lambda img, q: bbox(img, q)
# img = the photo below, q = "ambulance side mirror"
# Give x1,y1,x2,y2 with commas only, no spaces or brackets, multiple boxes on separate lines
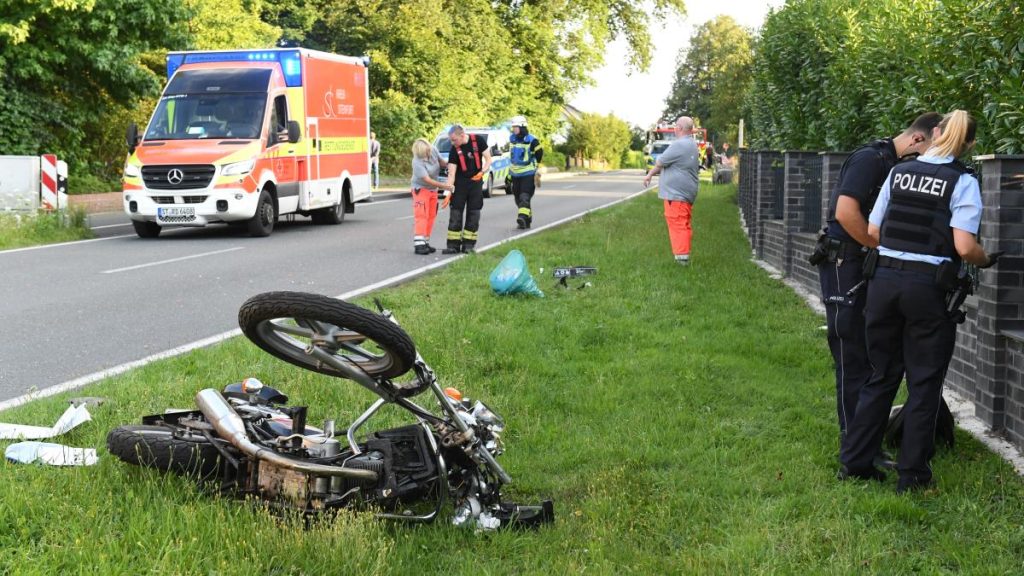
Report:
126,123,140,154
287,121,301,144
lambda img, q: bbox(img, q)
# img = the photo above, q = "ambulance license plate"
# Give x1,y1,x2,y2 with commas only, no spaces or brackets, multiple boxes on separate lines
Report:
157,207,195,219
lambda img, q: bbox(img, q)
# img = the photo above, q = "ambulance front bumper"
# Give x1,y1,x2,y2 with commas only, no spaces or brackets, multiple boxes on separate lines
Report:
124,188,260,227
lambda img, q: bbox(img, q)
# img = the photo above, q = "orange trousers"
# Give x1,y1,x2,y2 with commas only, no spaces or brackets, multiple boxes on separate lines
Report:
412,188,439,245
663,199,693,256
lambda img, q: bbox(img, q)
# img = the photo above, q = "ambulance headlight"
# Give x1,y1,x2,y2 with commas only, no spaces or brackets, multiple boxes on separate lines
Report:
123,164,141,178
222,160,255,176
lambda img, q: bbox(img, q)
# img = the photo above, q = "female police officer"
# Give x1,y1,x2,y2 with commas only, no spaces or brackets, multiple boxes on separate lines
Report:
839,110,1002,493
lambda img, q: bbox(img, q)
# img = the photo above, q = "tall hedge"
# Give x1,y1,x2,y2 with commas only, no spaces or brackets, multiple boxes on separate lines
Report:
748,0,1024,154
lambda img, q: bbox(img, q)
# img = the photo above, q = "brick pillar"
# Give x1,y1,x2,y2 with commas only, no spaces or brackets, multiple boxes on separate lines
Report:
755,151,782,259
970,155,1024,429
783,152,819,274
819,152,850,232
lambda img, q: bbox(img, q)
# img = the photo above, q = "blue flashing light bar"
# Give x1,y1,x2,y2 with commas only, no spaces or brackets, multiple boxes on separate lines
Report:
165,50,303,87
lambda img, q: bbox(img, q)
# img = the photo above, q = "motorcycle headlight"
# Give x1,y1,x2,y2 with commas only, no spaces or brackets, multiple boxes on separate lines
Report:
222,159,255,176
471,401,504,433
123,163,141,178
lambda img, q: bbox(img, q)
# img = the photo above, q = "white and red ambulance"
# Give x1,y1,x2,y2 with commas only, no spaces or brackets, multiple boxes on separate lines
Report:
123,48,372,238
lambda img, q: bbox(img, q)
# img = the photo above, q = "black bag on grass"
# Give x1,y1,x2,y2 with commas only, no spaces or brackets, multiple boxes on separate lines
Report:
884,396,955,450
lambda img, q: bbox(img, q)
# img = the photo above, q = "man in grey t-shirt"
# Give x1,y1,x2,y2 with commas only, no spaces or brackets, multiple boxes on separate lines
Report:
643,116,700,265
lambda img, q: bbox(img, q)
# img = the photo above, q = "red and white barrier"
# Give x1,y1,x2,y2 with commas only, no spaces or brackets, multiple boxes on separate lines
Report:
40,154,59,210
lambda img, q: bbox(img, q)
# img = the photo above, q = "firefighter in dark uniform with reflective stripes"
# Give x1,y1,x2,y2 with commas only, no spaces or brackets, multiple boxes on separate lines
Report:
839,110,1003,493
815,113,941,448
443,124,491,254
508,115,543,229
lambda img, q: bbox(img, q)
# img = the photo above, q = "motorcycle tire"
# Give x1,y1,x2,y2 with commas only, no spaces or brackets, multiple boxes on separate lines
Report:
107,424,224,479
238,291,417,379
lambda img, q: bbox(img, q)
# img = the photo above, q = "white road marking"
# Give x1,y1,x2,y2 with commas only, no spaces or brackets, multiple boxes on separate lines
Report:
395,215,414,221
0,234,136,255
101,246,245,274
89,222,133,230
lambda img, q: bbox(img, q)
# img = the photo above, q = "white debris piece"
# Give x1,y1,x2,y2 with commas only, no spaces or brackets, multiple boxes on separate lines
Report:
0,403,91,440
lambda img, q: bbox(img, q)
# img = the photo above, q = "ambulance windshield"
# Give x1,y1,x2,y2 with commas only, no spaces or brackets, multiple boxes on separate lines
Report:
145,93,268,140
145,69,271,140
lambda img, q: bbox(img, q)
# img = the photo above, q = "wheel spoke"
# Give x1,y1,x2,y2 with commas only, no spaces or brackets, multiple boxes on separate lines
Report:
268,319,314,339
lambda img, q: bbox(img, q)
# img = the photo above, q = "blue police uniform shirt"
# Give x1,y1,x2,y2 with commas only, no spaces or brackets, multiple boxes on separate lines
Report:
869,152,983,265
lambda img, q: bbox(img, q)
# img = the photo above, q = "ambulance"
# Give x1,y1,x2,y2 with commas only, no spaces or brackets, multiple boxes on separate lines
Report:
122,48,372,238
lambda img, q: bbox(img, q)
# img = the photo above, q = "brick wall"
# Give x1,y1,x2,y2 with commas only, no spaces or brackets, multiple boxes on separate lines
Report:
790,233,820,294
762,220,786,272
947,299,980,400
1004,333,1024,446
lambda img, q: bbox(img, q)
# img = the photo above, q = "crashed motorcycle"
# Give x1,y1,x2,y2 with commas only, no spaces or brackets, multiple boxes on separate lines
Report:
107,291,553,530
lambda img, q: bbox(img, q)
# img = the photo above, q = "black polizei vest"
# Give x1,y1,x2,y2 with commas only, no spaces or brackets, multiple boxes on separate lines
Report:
879,159,969,258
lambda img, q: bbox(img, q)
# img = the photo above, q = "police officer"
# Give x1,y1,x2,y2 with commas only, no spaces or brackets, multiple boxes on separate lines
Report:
816,112,942,448
839,110,1003,492
508,115,544,229
443,124,491,254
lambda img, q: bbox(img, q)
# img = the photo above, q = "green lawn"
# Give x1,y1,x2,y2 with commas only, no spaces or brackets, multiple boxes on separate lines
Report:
1,183,1022,574
0,209,92,250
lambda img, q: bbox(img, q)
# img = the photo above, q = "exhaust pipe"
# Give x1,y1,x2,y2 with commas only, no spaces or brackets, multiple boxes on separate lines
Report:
195,389,377,482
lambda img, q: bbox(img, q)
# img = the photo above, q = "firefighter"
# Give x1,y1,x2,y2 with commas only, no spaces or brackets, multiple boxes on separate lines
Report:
815,112,942,449
839,110,1003,492
443,124,491,254
508,115,544,229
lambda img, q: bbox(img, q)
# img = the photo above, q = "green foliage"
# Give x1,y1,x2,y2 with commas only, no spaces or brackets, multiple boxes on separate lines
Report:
369,93,429,177
663,16,754,145
563,112,632,168
0,0,189,183
543,149,567,171
0,208,93,249
620,149,646,169
747,0,1024,153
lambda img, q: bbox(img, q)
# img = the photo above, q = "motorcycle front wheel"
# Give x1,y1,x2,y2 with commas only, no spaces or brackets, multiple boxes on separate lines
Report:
238,291,417,380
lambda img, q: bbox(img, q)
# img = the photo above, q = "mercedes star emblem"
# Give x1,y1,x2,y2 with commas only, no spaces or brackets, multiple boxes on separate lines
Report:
167,169,184,185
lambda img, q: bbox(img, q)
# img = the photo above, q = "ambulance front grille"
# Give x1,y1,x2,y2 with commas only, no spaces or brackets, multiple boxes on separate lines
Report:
152,196,208,204
142,165,216,190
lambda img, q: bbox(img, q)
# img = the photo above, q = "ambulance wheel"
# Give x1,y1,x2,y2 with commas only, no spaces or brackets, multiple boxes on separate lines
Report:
315,198,346,225
248,190,275,237
133,220,161,238
483,173,493,198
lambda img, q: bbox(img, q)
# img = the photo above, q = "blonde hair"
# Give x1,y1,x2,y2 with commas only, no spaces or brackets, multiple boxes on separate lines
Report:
411,138,433,160
930,110,977,158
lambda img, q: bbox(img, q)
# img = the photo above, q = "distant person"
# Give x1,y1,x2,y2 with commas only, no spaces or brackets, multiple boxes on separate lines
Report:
410,138,454,255
705,143,717,171
722,142,731,158
508,115,544,229
370,131,381,189
642,116,700,266
839,110,1002,493
443,124,491,254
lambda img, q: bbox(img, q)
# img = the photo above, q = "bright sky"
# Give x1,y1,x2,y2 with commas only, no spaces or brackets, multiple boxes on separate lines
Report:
570,0,783,128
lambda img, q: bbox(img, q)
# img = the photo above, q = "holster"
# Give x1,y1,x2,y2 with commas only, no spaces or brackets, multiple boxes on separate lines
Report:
862,249,879,279
935,260,960,292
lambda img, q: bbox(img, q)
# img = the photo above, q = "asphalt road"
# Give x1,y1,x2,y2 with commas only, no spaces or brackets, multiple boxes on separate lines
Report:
0,170,647,404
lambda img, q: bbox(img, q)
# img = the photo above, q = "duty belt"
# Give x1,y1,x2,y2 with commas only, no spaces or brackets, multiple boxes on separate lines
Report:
877,255,940,274
827,237,867,259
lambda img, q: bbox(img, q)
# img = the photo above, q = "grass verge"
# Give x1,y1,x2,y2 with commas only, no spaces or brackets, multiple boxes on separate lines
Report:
1,183,1022,574
0,208,93,250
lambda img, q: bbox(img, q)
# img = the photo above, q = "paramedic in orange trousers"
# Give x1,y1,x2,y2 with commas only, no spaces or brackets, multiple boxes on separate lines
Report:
410,138,454,255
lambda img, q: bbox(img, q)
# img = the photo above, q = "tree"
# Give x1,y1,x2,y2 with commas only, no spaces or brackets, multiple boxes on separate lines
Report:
662,16,753,146
0,0,189,187
564,112,632,168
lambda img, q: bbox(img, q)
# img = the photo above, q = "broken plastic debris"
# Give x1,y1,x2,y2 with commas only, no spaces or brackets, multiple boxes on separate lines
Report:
5,442,99,466
0,403,91,440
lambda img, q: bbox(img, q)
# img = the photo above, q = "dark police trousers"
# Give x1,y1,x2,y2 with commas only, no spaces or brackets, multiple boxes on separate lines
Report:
818,253,873,435
840,266,955,481
447,179,483,251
